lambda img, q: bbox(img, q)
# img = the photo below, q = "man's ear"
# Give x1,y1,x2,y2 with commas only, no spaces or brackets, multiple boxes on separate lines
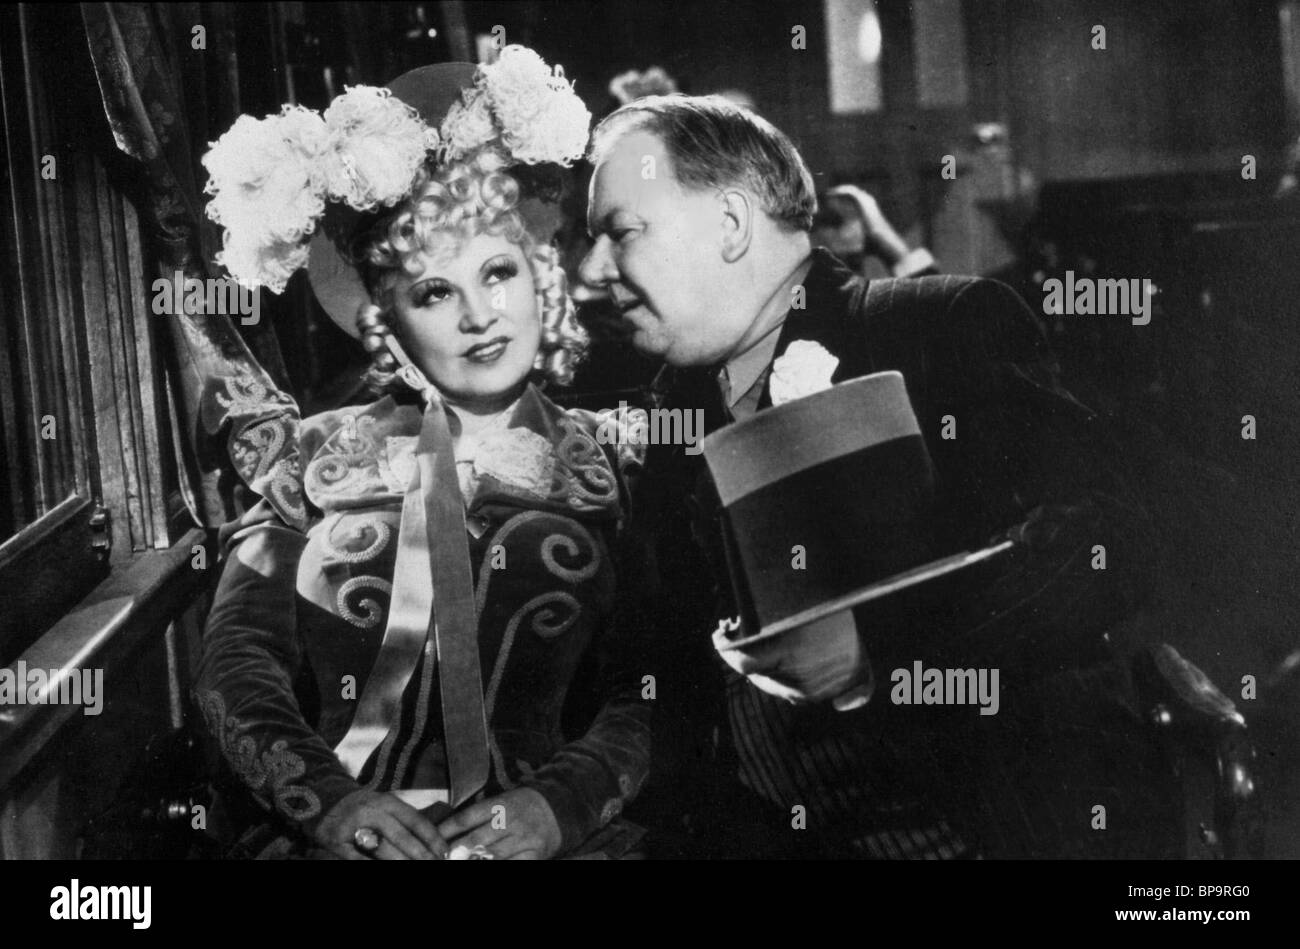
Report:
719,189,754,263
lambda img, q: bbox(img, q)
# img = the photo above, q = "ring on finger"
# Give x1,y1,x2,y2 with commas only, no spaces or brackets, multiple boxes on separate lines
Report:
353,827,381,853
447,843,496,860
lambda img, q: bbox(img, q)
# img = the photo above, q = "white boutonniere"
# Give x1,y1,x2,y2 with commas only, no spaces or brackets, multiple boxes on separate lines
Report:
769,340,840,406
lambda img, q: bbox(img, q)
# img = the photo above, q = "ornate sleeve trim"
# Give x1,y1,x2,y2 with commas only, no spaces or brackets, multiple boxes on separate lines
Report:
201,374,308,530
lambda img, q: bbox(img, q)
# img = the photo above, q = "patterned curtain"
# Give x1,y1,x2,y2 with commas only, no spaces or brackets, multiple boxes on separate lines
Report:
81,2,307,530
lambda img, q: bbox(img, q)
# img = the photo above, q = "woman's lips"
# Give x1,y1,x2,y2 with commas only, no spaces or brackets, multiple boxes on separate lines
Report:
464,337,510,364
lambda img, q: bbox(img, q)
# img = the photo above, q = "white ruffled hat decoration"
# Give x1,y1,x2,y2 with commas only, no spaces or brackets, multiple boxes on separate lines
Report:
202,46,592,298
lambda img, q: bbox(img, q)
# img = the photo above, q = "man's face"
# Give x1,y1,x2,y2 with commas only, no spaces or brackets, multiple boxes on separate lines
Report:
580,129,754,367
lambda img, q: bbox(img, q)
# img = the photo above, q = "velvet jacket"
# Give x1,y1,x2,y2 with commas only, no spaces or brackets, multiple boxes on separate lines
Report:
622,250,1174,858
195,384,651,857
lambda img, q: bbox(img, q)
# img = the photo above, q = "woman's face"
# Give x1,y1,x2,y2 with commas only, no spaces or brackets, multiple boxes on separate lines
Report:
387,231,541,411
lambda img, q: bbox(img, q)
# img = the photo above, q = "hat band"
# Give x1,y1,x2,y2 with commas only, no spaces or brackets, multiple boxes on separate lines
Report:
702,370,918,507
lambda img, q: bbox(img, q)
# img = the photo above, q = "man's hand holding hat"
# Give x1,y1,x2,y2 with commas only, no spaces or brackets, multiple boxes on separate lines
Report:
714,611,874,710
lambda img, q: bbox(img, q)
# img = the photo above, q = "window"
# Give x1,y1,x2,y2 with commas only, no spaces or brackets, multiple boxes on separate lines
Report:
0,3,185,662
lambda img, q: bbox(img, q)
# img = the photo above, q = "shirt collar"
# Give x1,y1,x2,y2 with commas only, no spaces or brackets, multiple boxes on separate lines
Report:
723,320,782,410
722,254,815,408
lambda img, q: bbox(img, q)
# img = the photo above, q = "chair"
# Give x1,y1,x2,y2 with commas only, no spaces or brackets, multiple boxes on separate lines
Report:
1132,643,1259,858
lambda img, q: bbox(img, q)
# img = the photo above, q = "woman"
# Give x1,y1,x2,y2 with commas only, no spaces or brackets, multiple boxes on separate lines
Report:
196,47,649,860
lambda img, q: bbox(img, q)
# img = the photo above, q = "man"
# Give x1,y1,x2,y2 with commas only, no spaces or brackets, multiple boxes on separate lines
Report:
579,95,1174,859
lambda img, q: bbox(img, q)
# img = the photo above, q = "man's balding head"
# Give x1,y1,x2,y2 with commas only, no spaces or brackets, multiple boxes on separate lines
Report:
589,95,817,233
580,95,816,367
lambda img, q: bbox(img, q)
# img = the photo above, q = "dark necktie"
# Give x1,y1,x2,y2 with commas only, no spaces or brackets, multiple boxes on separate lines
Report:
707,363,735,432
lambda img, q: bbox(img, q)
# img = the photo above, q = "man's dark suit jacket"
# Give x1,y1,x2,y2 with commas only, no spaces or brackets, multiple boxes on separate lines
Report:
621,249,1181,858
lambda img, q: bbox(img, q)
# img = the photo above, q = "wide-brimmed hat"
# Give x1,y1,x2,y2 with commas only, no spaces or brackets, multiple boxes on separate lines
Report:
306,63,476,337
202,46,590,337
308,63,571,337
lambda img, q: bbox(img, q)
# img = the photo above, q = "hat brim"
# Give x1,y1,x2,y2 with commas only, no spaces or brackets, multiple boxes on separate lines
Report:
307,63,479,336
715,538,1019,652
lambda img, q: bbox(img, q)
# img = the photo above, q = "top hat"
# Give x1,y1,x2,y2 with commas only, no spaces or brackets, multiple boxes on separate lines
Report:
702,371,1016,671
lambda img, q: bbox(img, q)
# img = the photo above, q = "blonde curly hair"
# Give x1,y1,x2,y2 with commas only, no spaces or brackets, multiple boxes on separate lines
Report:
353,149,587,392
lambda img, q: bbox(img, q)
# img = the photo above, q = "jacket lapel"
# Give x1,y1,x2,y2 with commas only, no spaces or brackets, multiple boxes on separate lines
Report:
756,249,873,411
651,248,874,439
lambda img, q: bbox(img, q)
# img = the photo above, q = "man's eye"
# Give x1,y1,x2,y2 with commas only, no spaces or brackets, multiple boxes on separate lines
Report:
612,228,636,243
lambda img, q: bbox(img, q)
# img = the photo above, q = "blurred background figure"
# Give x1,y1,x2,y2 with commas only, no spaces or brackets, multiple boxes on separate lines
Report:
608,65,679,105
812,183,936,278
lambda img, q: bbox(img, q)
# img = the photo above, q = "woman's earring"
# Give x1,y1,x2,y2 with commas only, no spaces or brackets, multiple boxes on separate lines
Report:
532,251,562,375
532,303,547,372
356,303,432,395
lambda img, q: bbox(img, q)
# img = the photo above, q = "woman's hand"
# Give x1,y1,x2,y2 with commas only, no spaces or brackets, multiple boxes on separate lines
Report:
313,789,449,860
436,787,562,860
